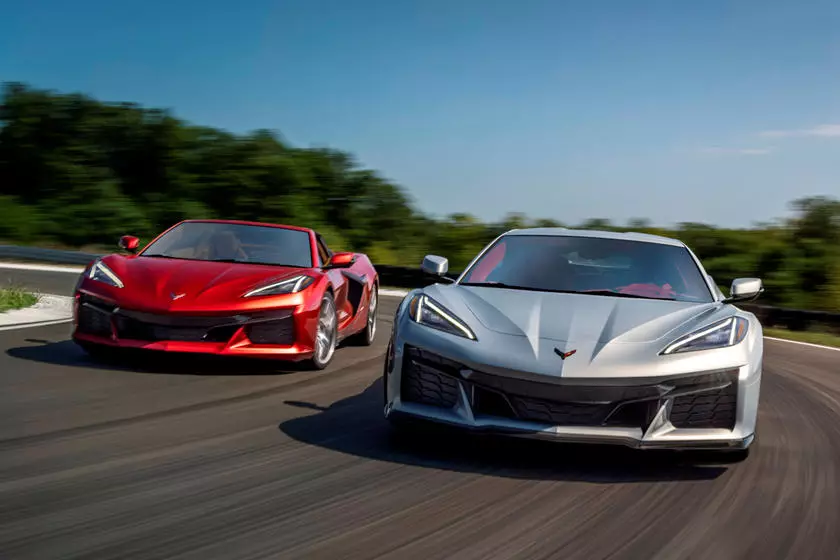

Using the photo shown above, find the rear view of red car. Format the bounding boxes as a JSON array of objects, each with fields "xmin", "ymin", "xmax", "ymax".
[{"xmin": 72, "ymin": 219, "xmax": 379, "ymax": 369}]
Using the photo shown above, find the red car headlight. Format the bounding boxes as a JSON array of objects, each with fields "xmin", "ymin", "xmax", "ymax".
[{"xmin": 243, "ymin": 275, "xmax": 314, "ymax": 297}]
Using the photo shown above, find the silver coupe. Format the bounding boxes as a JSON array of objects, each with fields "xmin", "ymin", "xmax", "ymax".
[{"xmin": 383, "ymin": 228, "xmax": 763, "ymax": 459}]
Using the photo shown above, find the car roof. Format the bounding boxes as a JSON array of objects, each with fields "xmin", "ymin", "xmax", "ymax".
[
  {"xmin": 503, "ymin": 227, "xmax": 686, "ymax": 247},
  {"xmin": 179, "ymin": 219, "xmax": 314, "ymax": 234}
]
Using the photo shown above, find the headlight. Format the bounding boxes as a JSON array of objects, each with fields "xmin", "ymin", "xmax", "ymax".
[
  {"xmin": 88, "ymin": 259, "xmax": 124, "ymax": 288},
  {"xmin": 408, "ymin": 293, "xmax": 476, "ymax": 340},
  {"xmin": 244, "ymin": 275, "xmax": 314, "ymax": 297},
  {"xmin": 661, "ymin": 316, "xmax": 749, "ymax": 355}
]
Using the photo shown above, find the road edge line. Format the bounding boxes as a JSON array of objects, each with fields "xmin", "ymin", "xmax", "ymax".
[{"xmin": 763, "ymin": 336, "xmax": 840, "ymax": 353}]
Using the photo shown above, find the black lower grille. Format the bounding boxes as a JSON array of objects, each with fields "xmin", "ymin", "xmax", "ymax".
[
  {"xmin": 399, "ymin": 345, "xmax": 739, "ymax": 431},
  {"xmin": 77, "ymin": 294, "xmax": 116, "ymax": 337},
  {"xmin": 509, "ymin": 395, "xmax": 616, "ymax": 426},
  {"xmin": 670, "ymin": 384, "xmax": 738, "ymax": 429},
  {"xmin": 113, "ymin": 315, "xmax": 240, "ymax": 343},
  {"xmin": 77, "ymin": 300, "xmax": 294, "ymax": 345},
  {"xmin": 245, "ymin": 318, "xmax": 295, "ymax": 345},
  {"xmin": 400, "ymin": 347, "xmax": 461, "ymax": 409},
  {"xmin": 77, "ymin": 305, "xmax": 113, "ymax": 337}
]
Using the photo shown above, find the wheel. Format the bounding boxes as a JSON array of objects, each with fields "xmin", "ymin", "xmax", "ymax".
[
  {"xmin": 307, "ymin": 292, "xmax": 338, "ymax": 370},
  {"xmin": 350, "ymin": 285, "xmax": 378, "ymax": 346}
]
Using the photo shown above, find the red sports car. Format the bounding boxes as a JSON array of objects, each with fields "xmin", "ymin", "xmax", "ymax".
[{"xmin": 71, "ymin": 219, "xmax": 379, "ymax": 369}]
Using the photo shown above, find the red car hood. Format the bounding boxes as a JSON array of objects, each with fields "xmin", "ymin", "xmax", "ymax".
[{"xmin": 97, "ymin": 255, "xmax": 308, "ymax": 312}]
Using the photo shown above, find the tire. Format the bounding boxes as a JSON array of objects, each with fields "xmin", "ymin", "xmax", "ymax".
[
  {"xmin": 350, "ymin": 285, "xmax": 378, "ymax": 346},
  {"xmin": 307, "ymin": 292, "xmax": 338, "ymax": 370}
]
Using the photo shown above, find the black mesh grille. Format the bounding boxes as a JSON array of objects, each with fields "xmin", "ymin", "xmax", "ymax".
[
  {"xmin": 76, "ymin": 294, "xmax": 115, "ymax": 337},
  {"xmin": 77, "ymin": 305, "xmax": 113, "ymax": 337},
  {"xmin": 400, "ymin": 347, "xmax": 461, "ymax": 409},
  {"xmin": 113, "ymin": 315, "xmax": 240, "ymax": 343},
  {"xmin": 670, "ymin": 384, "xmax": 738, "ymax": 430},
  {"xmin": 77, "ymin": 299, "xmax": 294, "ymax": 345},
  {"xmin": 245, "ymin": 318, "xmax": 295, "ymax": 345},
  {"xmin": 398, "ymin": 345, "xmax": 739, "ymax": 430},
  {"xmin": 509, "ymin": 395, "xmax": 613, "ymax": 426}
]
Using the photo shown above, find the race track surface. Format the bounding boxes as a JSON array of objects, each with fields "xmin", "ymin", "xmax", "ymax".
[{"xmin": 2, "ymin": 269, "xmax": 840, "ymax": 559}]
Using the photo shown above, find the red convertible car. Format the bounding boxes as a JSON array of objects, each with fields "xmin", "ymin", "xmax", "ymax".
[{"xmin": 71, "ymin": 219, "xmax": 379, "ymax": 369}]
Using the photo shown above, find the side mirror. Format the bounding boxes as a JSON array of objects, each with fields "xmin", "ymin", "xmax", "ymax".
[
  {"xmin": 326, "ymin": 252, "xmax": 356, "ymax": 268},
  {"xmin": 421, "ymin": 255, "xmax": 449, "ymax": 277},
  {"xmin": 725, "ymin": 278, "xmax": 763, "ymax": 303},
  {"xmin": 119, "ymin": 235, "xmax": 140, "ymax": 253}
]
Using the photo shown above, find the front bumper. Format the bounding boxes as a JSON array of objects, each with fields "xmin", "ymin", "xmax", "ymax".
[
  {"xmin": 384, "ymin": 333, "xmax": 760, "ymax": 452},
  {"xmin": 71, "ymin": 291, "xmax": 318, "ymax": 360}
]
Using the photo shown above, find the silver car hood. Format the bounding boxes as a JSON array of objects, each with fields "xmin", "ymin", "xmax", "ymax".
[{"xmin": 420, "ymin": 284, "xmax": 737, "ymax": 378}]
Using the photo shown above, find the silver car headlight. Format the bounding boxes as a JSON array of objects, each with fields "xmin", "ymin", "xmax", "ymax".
[
  {"xmin": 88, "ymin": 259, "xmax": 124, "ymax": 288},
  {"xmin": 244, "ymin": 275, "xmax": 314, "ymax": 297},
  {"xmin": 408, "ymin": 293, "xmax": 476, "ymax": 340},
  {"xmin": 661, "ymin": 316, "xmax": 749, "ymax": 355}
]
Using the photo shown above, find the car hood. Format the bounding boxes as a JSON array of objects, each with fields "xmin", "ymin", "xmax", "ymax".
[
  {"xmin": 99, "ymin": 254, "xmax": 308, "ymax": 310},
  {"xmin": 418, "ymin": 284, "xmax": 741, "ymax": 379},
  {"xmin": 426, "ymin": 283, "xmax": 731, "ymax": 344}
]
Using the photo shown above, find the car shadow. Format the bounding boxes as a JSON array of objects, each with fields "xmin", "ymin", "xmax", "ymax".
[
  {"xmin": 6, "ymin": 339, "xmax": 305, "ymax": 376},
  {"xmin": 279, "ymin": 378, "xmax": 731, "ymax": 483}
]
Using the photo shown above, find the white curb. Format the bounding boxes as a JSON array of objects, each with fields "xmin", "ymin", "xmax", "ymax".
[{"xmin": 0, "ymin": 294, "xmax": 74, "ymax": 331}]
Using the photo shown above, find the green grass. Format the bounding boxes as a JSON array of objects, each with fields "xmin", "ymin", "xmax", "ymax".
[
  {"xmin": 765, "ymin": 327, "xmax": 840, "ymax": 349},
  {"xmin": 0, "ymin": 287, "xmax": 38, "ymax": 313}
]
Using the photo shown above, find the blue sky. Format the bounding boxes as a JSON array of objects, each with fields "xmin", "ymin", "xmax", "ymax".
[{"xmin": 2, "ymin": 0, "xmax": 839, "ymax": 227}]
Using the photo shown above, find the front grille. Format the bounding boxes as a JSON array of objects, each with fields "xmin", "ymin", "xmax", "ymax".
[
  {"xmin": 112, "ymin": 312, "xmax": 243, "ymax": 343},
  {"xmin": 509, "ymin": 395, "xmax": 611, "ymax": 426},
  {"xmin": 670, "ymin": 383, "xmax": 738, "ymax": 430},
  {"xmin": 113, "ymin": 316, "xmax": 240, "ymax": 343},
  {"xmin": 399, "ymin": 345, "xmax": 739, "ymax": 431},
  {"xmin": 77, "ymin": 299, "xmax": 295, "ymax": 346},
  {"xmin": 400, "ymin": 347, "xmax": 461, "ymax": 409}
]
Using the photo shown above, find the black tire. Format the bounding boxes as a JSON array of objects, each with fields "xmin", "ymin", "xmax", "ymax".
[
  {"xmin": 349, "ymin": 285, "xmax": 378, "ymax": 346},
  {"xmin": 306, "ymin": 292, "xmax": 338, "ymax": 370}
]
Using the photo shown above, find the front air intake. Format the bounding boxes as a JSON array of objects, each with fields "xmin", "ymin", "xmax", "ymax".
[{"xmin": 400, "ymin": 346, "xmax": 461, "ymax": 409}]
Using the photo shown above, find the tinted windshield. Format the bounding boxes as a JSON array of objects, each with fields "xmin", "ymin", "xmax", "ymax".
[
  {"xmin": 460, "ymin": 234, "xmax": 713, "ymax": 303},
  {"xmin": 141, "ymin": 222, "xmax": 313, "ymax": 267}
]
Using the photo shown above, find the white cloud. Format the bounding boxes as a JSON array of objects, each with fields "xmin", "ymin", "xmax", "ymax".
[
  {"xmin": 699, "ymin": 147, "xmax": 773, "ymax": 156},
  {"xmin": 759, "ymin": 124, "xmax": 840, "ymax": 138}
]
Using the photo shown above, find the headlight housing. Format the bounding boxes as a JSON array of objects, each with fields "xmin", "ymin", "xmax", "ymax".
[
  {"xmin": 244, "ymin": 275, "xmax": 314, "ymax": 297},
  {"xmin": 661, "ymin": 316, "xmax": 749, "ymax": 355},
  {"xmin": 88, "ymin": 259, "xmax": 124, "ymax": 288},
  {"xmin": 408, "ymin": 293, "xmax": 476, "ymax": 340}
]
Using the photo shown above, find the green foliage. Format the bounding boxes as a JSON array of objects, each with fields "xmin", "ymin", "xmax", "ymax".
[
  {"xmin": 0, "ymin": 286, "xmax": 38, "ymax": 313},
  {"xmin": 1, "ymin": 82, "xmax": 839, "ymax": 311}
]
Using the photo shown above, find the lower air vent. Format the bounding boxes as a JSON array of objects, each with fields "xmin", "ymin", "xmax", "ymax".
[
  {"xmin": 77, "ymin": 295, "xmax": 115, "ymax": 337},
  {"xmin": 400, "ymin": 347, "xmax": 461, "ymax": 409},
  {"xmin": 77, "ymin": 305, "xmax": 113, "ymax": 337},
  {"xmin": 245, "ymin": 318, "xmax": 295, "ymax": 345},
  {"xmin": 509, "ymin": 395, "xmax": 613, "ymax": 427},
  {"xmin": 670, "ymin": 383, "xmax": 738, "ymax": 430}
]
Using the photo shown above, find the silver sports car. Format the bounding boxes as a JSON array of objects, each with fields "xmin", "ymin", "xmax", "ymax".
[{"xmin": 383, "ymin": 228, "xmax": 763, "ymax": 458}]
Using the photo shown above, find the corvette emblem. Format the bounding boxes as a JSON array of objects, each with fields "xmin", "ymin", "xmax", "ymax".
[
  {"xmin": 170, "ymin": 292, "xmax": 186, "ymax": 301},
  {"xmin": 554, "ymin": 348, "xmax": 577, "ymax": 360}
]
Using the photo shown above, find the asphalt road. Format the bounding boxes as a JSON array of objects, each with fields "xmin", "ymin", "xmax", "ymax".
[{"xmin": 2, "ymin": 270, "xmax": 840, "ymax": 559}]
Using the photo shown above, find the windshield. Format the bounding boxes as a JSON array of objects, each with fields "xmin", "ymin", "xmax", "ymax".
[
  {"xmin": 140, "ymin": 222, "xmax": 313, "ymax": 267},
  {"xmin": 460, "ymin": 234, "xmax": 714, "ymax": 303}
]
